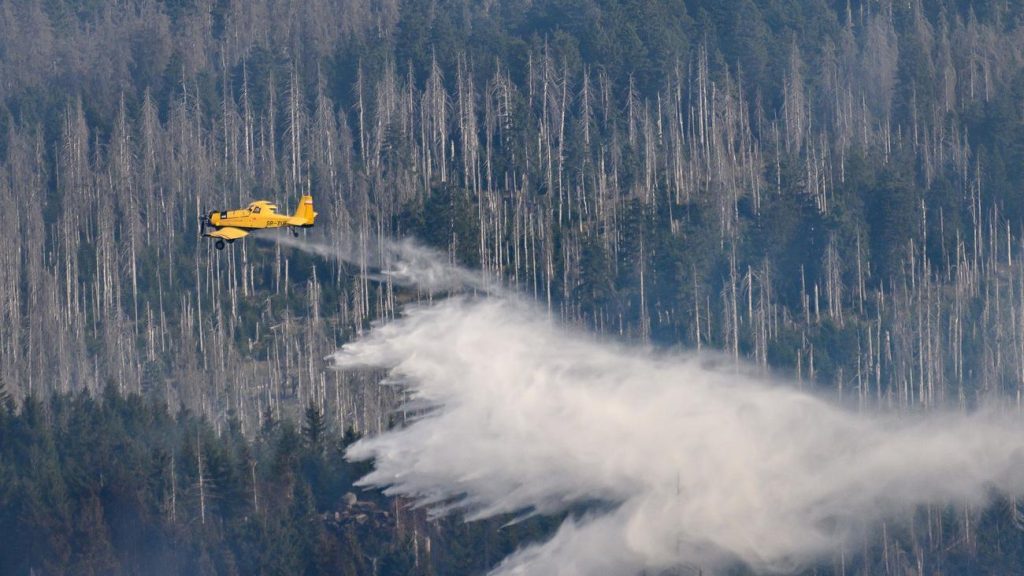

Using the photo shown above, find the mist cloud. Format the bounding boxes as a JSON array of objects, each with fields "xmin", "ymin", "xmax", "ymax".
[{"xmin": 329, "ymin": 296, "xmax": 1024, "ymax": 575}]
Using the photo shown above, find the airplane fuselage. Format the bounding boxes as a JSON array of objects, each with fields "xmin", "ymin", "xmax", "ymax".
[{"xmin": 203, "ymin": 196, "xmax": 317, "ymax": 249}]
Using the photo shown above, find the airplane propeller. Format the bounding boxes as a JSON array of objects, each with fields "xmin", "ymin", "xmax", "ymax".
[{"xmin": 198, "ymin": 213, "xmax": 212, "ymax": 239}]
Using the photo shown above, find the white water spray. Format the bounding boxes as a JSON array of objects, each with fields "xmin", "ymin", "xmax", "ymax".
[
  {"xmin": 269, "ymin": 234, "xmax": 494, "ymax": 293},
  {"xmin": 329, "ymin": 296, "xmax": 1024, "ymax": 575},
  {"xmin": 277, "ymin": 236, "xmax": 1024, "ymax": 575}
]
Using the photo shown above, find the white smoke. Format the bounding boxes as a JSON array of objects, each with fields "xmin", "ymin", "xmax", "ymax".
[{"xmin": 329, "ymin": 296, "xmax": 1024, "ymax": 575}]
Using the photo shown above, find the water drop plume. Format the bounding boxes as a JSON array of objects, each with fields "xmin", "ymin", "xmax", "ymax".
[
  {"xmin": 330, "ymin": 296, "xmax": 1024, "ymax": 575},
  {"xmin": 268, "ymin": 234, "xmax": 494, "ymax": 293}
]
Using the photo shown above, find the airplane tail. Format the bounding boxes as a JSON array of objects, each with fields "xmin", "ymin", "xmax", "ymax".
[{"xmin": 293, "ymin": 195, "xmax": 317, "ymax": 225}]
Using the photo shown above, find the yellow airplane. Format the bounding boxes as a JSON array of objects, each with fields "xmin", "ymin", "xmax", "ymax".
[{"xmin": 202, "ymin": 194, "xmax": 317, "ymax": 249}]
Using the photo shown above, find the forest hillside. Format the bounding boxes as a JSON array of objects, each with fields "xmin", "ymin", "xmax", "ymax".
[{"xmin": 1, "ymin": 0, "xmax": 1024, "ymax": 574}]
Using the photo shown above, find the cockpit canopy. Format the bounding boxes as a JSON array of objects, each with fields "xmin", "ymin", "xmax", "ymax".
[{"xmin": 247, "ymin": 201, "xmax": 278, "ymax": 214}]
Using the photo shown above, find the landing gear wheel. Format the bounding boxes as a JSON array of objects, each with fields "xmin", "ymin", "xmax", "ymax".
[
  {"xmin": 215, "ymin": 240, "xmax": 225, "ymax": 250},
  {"xmin": 291, "ymin": 228, "xmax": 299, "ymax": 237}
]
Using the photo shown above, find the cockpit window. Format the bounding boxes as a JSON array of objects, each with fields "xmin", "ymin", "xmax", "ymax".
[{"xmin": 252, "ymin": 206, "xmax": 261, "ymax": 214}]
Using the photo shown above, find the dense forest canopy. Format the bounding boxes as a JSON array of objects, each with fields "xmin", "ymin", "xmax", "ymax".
[
  {"xmin": 0, "ymin": 386, "xmax": 566, "ymax": 575},
  {"xmin": 0, "ymin": 0, "xmax": 1024, "ymax": 573}
]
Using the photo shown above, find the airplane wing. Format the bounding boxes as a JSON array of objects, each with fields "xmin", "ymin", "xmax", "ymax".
[{"xmin": 205, "ymin": 227, "xmax": 250, "ymax": 240}]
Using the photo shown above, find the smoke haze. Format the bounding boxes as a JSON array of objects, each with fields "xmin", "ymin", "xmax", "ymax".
[{"xmin": 295, "ymin": 237, "xmax": 1024, "ymax": 574}]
